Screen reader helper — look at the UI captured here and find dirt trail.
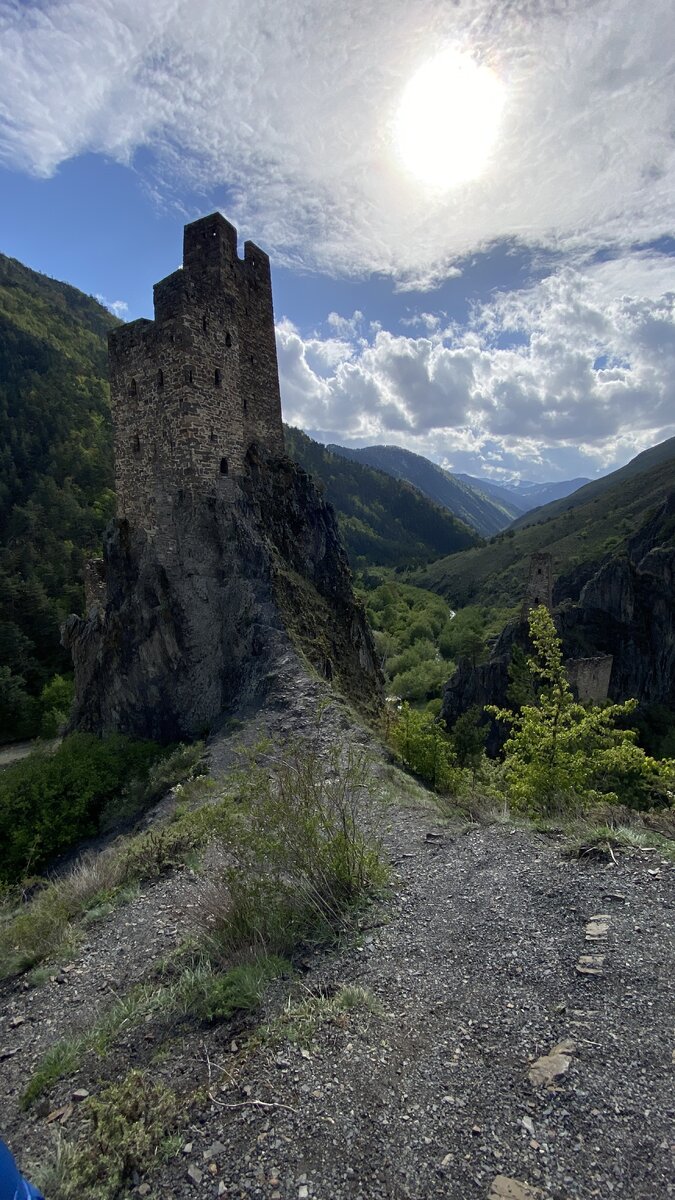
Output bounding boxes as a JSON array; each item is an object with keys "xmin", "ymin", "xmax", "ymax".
[{"xmin": 0, "ymin": 700, "xmax": 673, "ymax": 1200}]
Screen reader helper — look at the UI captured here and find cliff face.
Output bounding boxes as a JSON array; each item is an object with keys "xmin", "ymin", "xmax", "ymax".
[
  {"xmin": 63, "ymin": 448, "xmax": 382, "ymax": 741},
  {"xmin": 442, "ymin": 493, "xmax": 675, "ymax": 737}
]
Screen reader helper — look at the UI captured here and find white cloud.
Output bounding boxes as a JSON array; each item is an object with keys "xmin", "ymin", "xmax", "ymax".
[
  {"xmin": 276, "ymin": 249, "xmax": 675, "ymax": 479},
  {"xmin": 95, "ymin": 293, "xmax": 128, "ymax": 317},
  {"xmin": 0, "ymin": 0, "xmax": 673, "ymax": 282}
]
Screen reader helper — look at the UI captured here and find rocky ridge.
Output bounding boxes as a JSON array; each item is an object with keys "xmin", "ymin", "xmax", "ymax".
[{"xmin": 63, "ymin": 446, "xmax": 382, "ymax": 741}]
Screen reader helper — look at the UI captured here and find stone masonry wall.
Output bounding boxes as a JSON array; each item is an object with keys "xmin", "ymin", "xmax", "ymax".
[
  {"xmin": 109, "ymin": 213, "xmax": 284, "ymax": 537},
  {"xmin": 565, "ymin": 655, "xmax": 614, "ymax": 704},
  {"xmin": 522, "ymin": 552, "xmax": 553, "ymax": 620}
]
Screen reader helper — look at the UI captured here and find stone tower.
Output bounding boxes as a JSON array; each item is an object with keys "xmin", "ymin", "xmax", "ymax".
[
  {"xmin": 108, "ymin": 212, "xmax": 284, "ymax": 536},
  {"xmin": 522, "ymin": 551, "xmax": 553, "ymax": 620}
]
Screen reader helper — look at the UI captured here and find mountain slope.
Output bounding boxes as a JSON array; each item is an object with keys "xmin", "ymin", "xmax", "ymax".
[
  {"xmin": 326, "ymin": 443, "xmax": 520, "ymax": 535},
  {"xmin": 413, "ymin": 439, "xmax": 675, "ymax": 609},
  {"xmin": 456, "ymin": 473, "xmax": 590, "ymax": 513},
  {"xmin": 285, "ymin": 427, "xmax": 479, "ymax": 567},
  {"xmin": 510, "ymin": 439, "xmax": 675, "ymax": 529},
  {"xmin": 0, "ymin": 252, "xmax": 117, "ymax": 738}
]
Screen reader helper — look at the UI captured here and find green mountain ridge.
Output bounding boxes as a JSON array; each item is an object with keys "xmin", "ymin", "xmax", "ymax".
[
  {"xmin": 0, "ymin": 252, "xmax": 118, "ymax": 738},
  {"xmin": 326, "ymin": 442, "xmax": 521, "ymax": 535},
  {"xmin": 285, "ymin": 427, "xmax": 479, "ymax": 567},
  {"xmin": 412, "ymin": 440, "xmax": 675, "ymax": 608}
]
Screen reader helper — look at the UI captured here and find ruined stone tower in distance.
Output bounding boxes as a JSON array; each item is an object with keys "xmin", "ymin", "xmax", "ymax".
[{"xmin": 109, "ymin": 212, "xmax": 284, "ymax": 534}]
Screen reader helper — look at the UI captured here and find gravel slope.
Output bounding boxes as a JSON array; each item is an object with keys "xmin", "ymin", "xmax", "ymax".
[{"xmin": 0, "ymin": 707, "xmax": 673, "ymax": 1200}]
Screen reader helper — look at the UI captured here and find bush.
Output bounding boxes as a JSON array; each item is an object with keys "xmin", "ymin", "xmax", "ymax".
[
  {"xmin": 0, "ymin": 734, "xmax": 165, "ymax": 882},
  {"xmin": 389, "ymin": 702, "xmax": 460, "ymax": 793},
  {"xmin": 38, "ymin": 674, "xmax": 74, "ymax": 737},
  {"xmin": 193, "ymin": 956, "xmax": 290, "ymax": 1021},
  {"xmin": 488, "ymin": 606, "xmax": 675, "ymax": 815},
  {"xmin": 200, "ymin": 728, "xmax": 387, "ymax": 961}
]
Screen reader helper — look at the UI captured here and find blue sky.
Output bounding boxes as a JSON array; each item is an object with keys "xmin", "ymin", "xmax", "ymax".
[{"xmin": 0, "ymin": 0, "xmax": 674, "ymax": 483}]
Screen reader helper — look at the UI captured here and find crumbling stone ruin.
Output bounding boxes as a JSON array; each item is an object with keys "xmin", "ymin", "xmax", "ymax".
[
  {"xmin": 521, "ymin": 551, "xmax": 553, "ymax": 620},
  {"xmin": 566, "ymin": 655, "xmax": 613, "ymax": 704},
  {"xmin": 64, "ymin": 215, "xmax": 382, "ymax": 740}
]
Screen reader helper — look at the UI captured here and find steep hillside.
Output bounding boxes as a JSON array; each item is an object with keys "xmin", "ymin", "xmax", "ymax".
[
  {"xmin": 456, "ymin": 473, "xmax": 590, "ymax": 513},
  {"xmin": 285, "ymin": 427, "xmax": 479, "ymax": 567},
  {"xmin": 0, "ymin": 253, "xmax": 117, "ymax": 738},
  {"xmin": 413, "ymin": 443, "xmax": 675, "ymax": 608},
  {"xmin": 326, "ymin": 442, "xmax": 520, "ymax": 534},
  {"xmin": 510, "ymin": 437, "xmax": 675, "ymax": 529}
]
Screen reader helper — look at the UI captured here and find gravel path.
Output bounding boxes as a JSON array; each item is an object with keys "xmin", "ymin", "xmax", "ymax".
[{"xmin": 1, "ymin": 698, "xmax": 673, "ymax": 1200}]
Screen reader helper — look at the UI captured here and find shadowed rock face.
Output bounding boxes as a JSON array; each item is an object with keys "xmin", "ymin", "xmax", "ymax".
[
  {"xmin": 63, "ymin": 448, "xmax": 382, "ymax": 741},
  {"xmin": 442, "ymin": 492, "xmax": 675, "ymax": 742}
]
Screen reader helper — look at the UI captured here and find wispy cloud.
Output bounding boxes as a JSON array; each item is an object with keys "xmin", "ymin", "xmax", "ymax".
[
  {"xmin": 95, "ymin": 293, "xmax": 128, "ymax": 318},
  {"xmin": 0, "ymin": 0, "xmax": 673, "ymax": 282}
]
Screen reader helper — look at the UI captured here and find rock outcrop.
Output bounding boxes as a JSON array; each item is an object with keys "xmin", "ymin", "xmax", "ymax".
[
  {"xmin": 63, "ymin": 447, "xmax": 382, "ymax": 741},
  {"xmin": 442, "ymin": 492, "xmax": 675, "ymax": 739}
]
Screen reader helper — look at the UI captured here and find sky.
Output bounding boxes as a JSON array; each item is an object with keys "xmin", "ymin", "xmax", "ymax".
[{"xmin": 0, "ymin": 0, "xmax": 673, "ymax": 484}]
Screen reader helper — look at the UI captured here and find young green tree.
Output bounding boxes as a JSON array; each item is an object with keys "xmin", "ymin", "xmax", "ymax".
[
  {"xmin": 488, "ymin": 606, "xmax": 674, "ymax": 814},
  {"xmin": 451, "ymin": 705, "xmax": 488, "ymax": 783}
]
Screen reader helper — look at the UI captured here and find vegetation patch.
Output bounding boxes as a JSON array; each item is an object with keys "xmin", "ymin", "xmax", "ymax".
[
  {"xmin": 33, "ymin": 1070, "xmax": 181, "ymax": 1200},
  {"xmin": 199, "ymin": 726, "xmax": 388, "ymax": 962},
  {"xmin": 488, "ymin": 606, "xmax": 675, "ymax": 816}
]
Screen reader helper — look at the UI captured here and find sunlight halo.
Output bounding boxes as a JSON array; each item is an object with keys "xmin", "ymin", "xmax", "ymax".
[{"xmin": 394, "ymin": 47, "xmax": 505, "ymax": 190}]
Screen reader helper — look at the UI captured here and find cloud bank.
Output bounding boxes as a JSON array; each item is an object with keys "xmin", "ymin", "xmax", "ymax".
[
  {"xmin": 276, "ymin": 250, "xmax": 675, "ymax": 480},
  {"xmin": 1, "ymin": 0, "xmax": 674, "ymax": 282}
]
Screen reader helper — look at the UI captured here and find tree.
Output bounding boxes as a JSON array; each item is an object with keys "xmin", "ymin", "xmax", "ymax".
[
  {"xmin": 451, "ymin": 705, "xmax": 487, "ymax": 783},
  {"xmin": 488, "ymin": 606, "xmax": 674, "ymax": 814}
]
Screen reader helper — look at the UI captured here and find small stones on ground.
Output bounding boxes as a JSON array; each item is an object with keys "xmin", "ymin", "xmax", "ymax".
[
  {"xmin": 71, "ymin": 1088, "xmax": 89, "ymax": 1102},
  {"xmin": 521, "ymin": 1115, "xmax": 535, "ymax": 1137},
  {"xmin": 187, "ymin": 1163, "xmax": 203, "ymax": 1185},
  {"xmin": 298, "ymin": 1188, "xmax": 309, "ymax": 1199},
  {"xmin": 585, "ymin": 915, "xmax": 611, "ymax": 941},
  {"xmin": 218, "ymin": 1183, "xmax": 227, "ymax": 1197},
  {"xmin": 576, "ymin": 954, "xmax": 605, "ymax": 976},
  {"xmin": 489, "ymin": 1176, "xmax": 548, "ymax": 1199},
  {"xmin": 203, "ymin": 1142, "xmax": 227, "ymax": 1160},
  {"xmin": 137, "ymin": 1185, "xmax": 151, "ymax": 1197},
  {"xmin": 528, "ymin": 1039, "xmax": 576, "ymax": 1087}
]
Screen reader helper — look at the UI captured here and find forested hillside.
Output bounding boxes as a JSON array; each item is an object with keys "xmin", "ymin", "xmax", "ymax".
[
  {"xmin": 0, "ymin": 253, "xmax": 117, "ymax": 739},
  {"xmin": 326, "ymin": 442, "xmax": 520, "ymax": 534},
  {"xmin": 413, "ymin": 442, "xmax": 675, "ymax": 608},
  {"xmin": 285, "ymin": 427, "xmax": 479, "ymax": 567}
]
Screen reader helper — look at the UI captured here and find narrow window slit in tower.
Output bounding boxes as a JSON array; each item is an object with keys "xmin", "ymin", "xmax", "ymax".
[
  {"xmin": 202, "ymin": 314, "xmax": 208, "ymax": 332},
  {"xmin": 133, "ymin": 434, "xmax": 141, "ymax": 454},
  {"xmin": 225, "ymin": 332, "xmax": 232, "ymax": 348},
  {"xmin": 220, "ymin": 458, "xmax": 228, "ymax": 476},
  {"xmin": 250, "ymin": 355, "xmax": 255, "ymax": 365},
  {"xmin": 184, "ymin": 366, "xmax": 193, "ymax": 384},
  {"xmin": 157, "ymin": 369, "xmax": 163, "ymax": 388},
  {"xmin": 210, "ymin": 429, "xmax": 217, "ymax": 443},
  {"xmin": 214, "ymin": 368, "xmax": 222, "ymax": 387},
  {"xmin": 129, "ymin": 379, "xmax": 137, "ymax": 397}
]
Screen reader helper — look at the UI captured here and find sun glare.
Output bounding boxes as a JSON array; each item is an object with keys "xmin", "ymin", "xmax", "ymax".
[{"xmin": 394, "ymin": 47, "xmax": 505, "ymax": 190}]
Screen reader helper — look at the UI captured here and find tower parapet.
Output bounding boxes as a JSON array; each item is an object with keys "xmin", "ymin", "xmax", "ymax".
[{"xmin": 109, "ymin": 213, "xmax": 284, "ymax": 534}]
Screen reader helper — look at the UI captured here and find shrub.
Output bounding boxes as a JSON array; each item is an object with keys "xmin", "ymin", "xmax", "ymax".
[
  {"xmin": 0, "ymin": 734, "xmax": 166, "ymax": 882},
  {"xmin": 200, "ymin": 729, "xmax": 387, "ymax": 961},
  {"xmin": 39, "ymin": 674, "xmax": 74, "ymax": 737},
  {"xmin": 488, "ymin": 606, "xmax": 675, "ymax": 815},
  {"xmin": 389, "ymin": 702, "xmax": 460, "ymax": 793},
  {"xmin": 192, "ymin": 956, "xmax": 290, "ymax": 1021}
]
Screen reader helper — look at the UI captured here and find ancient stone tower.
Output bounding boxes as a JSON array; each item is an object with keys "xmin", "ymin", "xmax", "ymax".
[
  {"xmin": 522, "ymin": 551, "xmax": 553, "ymax": 621},
  {"xmin": 108, "ymin": 212, "xmax": 284, "ymax": 535}
]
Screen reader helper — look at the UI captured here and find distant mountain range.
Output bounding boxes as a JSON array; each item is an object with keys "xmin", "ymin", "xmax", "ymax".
[
  {"xmin": 455, "ymin": 473, "xmax": 591, "ymax": 513},
  {"xmin": 413, "ymin": 434, "xmax": 675, "ymax": 610},
  {"xmin": 326, "ymin": 443, "xmax": 521, "ymax": 536}
]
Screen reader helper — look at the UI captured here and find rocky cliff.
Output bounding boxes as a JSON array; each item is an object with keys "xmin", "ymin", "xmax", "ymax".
[
  {"xmin": 442, "ymin": 492, "xmax": 675, "ymax": 739},
  {"xmin": 63, "ymin": 447, "xmax": 382, "ymax": 741}
]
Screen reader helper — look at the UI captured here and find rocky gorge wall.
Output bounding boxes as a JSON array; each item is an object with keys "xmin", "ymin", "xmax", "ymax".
[
  {"xmin": 442, "ymin": 492, "xmax": 675, "ymax": 741},
  {"xmin": 63, "ymin": 448, "xmax": 382, "ymax": 741}
]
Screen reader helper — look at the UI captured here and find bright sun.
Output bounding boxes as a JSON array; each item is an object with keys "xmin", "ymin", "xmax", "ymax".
[{"xmin": 394, "ymin": 47, "xmax": 505, "ymax": 190}]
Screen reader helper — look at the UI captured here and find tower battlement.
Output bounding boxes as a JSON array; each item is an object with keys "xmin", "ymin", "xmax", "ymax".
[{"xmin": 109, "ymin": 213, "xmax": 284, "ymax": 535}]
